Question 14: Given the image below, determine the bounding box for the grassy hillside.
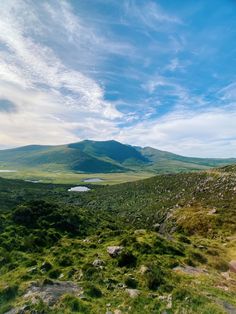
[0,140,235,175]
[0,168,236,313]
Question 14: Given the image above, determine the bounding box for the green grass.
[0,169,154,184]
[0,169,236,313]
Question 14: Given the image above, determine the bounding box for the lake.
[68,186,91,192]
[0,170,17,172]
[82,178,103,183]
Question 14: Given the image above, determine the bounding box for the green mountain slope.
[0,168,236,313]
[0,140,235,173]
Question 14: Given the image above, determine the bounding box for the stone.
[92,259,105,267]
[126,288,140,298]
[107,246,124,257]
[153,223,161,231]
[221,271,230,280]
[139,265,149,274]
[207,208,217,215]
[229,260,236,273]
[173,265,207,275]
[23,280,82,306]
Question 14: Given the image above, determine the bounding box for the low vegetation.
[0,167,236,313]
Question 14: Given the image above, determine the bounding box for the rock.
[229,260,236,273]
[114,310,122,314]
[139,265,149,274]
[4,306,30,314]
[107,246,124,258]
[221,271,231,280]
[23,280,82,306]
[166,294,172,309]
[92,259,105,267]
[207,208,217,215]
[126,288,140,298]
[153,223,161,231]
[173,265,207,275]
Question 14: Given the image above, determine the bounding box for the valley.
[0,166,236,313]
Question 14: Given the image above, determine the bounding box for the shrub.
[0,285,18,303]
[125,277,138,288]
[117,251,137,268]
[146,267,165,290]
[189,251,207,264]
[62,295,90,312]
[85,284,102,298]
[48,268,61,279]
[58,255,73,267]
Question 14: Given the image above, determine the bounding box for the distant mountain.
[0,140,235,173]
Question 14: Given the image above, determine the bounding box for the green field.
[0,169,154,185]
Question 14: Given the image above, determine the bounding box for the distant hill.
[0,139,235,173]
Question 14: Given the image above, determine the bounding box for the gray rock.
[23,280,82,306]
[126,288,140,298]
[173,265,207,275]
[107,246,124,257]
[229,260,236,273]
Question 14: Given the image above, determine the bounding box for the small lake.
[0,170,17,172]
[25,180,42,183]
[82,178,103,183]
[68,186,91,192]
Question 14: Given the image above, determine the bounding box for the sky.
[0,0,236,157]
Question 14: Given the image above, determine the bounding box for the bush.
[85,284,102,298]
[125,277,138,288]
[62,295,90,312]
[117,251,137,268]
[58,255,73,267]
[146,267,165,290]
[48,268,61,279]
[0,285,18,303]
[189,251,207,264]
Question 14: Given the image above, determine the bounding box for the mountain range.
[0,140,235,173]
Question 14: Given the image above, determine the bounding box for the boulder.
[23,280,82,306]
[107,246,124,258]
[126,288,140,298]
[139,265,149,274]
[229,260,236,273]
[173,265,207,275]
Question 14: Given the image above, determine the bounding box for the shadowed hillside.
[0,140,235,174]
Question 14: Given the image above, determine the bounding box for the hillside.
[0,140,235,174]
[0,168,236,313]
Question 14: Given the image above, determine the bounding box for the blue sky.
[0,0,236,157]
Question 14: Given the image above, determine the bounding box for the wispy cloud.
[0,0,126,147]
[124,0,182,30]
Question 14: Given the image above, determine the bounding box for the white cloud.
[0,0,125,147]
[115,107,236,158]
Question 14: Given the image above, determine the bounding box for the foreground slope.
[0,167,236,313]
[0,140,235,174]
